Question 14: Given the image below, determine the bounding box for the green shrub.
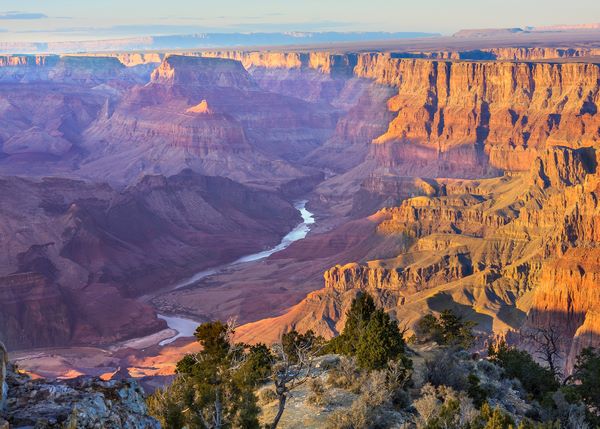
[326,292,411,371]
[326,356,362,391]
[467,373,490,409]
[306,378,329,408]
[488,341,559,401]
[470,403,515,429]
[424,348,469,391]
[569,347,600,425]
[416,310,476,348]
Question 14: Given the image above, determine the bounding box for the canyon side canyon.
[0,37,599,378]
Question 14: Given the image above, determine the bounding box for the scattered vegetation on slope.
[148,293,600,429]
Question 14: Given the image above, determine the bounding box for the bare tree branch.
[520,325,563,378]
[268,332,323,429]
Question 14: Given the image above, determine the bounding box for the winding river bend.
[158,200,315,346]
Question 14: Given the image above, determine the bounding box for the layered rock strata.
[237,146,600,369]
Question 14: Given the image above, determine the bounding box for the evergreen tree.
[151,321,266,429]
[570,347,600,424]
[328,292,376,355]
[355,309,406,370]
[416,309,476,348]
[488,341,559,401]
[326,292,410,371]
[281,330,321,364]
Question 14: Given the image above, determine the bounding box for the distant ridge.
[534,22,600,31]
[453,28,525,38]
[0,31,440,54]
[453,22,600,38]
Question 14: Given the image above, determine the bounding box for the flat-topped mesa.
[150,55,257,90]
[0,54,144,84]
[388,47,600,61]
[481,47,600,61]
[200,51,359,76]
[453,28,526,38]
[90,46,600,69]
[50,56,129,84]
[324,249,474,294]
[0,54,59,67]
[94,52,164,67]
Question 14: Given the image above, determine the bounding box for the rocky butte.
[0,42,598,386]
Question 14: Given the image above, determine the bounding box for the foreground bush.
[416,310,476,348]
[488,341,559,401]
[148,321,270,429]
[327,292,411,371]
[569,347,600,425]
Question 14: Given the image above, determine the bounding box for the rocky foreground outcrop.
[2,363,159,429]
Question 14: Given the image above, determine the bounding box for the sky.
[0,0,599,42]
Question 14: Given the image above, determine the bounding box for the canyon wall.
[388,47,600,61]
[201,51,600,172]
[354,55,600,173]
[79,55,341,185]
[195,50,600,218]
[1,48,599,367]
[0,171,300,349]
[3,50,598,182]
[237,146,600,370]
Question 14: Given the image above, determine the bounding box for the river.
[158,200,315,346]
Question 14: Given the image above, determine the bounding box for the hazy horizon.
[0,0,599,43]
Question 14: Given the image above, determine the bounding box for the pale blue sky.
[1,0,599,41]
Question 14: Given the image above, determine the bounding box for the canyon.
[0,37,599,378]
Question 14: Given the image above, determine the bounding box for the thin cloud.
[15,20,357,37]
[0,11,48,20]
